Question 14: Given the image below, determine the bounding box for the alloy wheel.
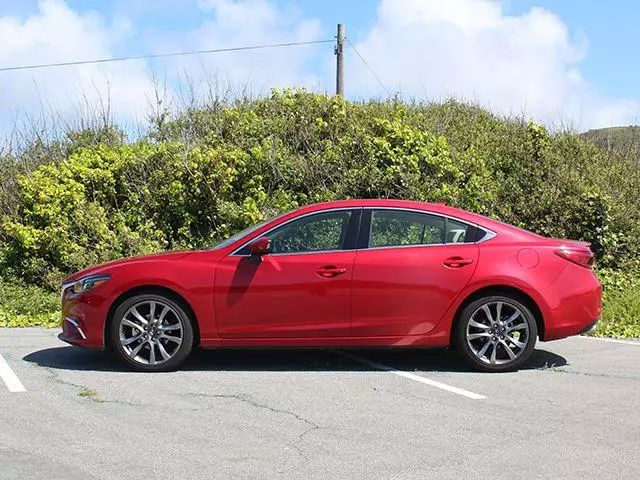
[118,300,184,366]
[465,300,530,365]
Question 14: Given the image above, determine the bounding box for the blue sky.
[509,0,639,99]
[1,0,638,135]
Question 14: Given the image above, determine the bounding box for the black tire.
[455,294,537,373]
[110,293,194,372]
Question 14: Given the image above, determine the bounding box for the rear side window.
[369,210,445,247]
[367,209,480,248]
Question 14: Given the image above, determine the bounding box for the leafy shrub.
[0,277,59,328]
[0,90,638,336]
[595,269,640,338]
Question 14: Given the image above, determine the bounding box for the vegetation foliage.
[0,90,638,336]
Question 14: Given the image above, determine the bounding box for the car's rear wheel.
[110,293,194,372]
[455,295,537,372]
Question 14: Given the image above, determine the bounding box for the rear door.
[350,208,479,337]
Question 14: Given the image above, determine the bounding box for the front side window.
[369,210,445,248]
[267,210,353,254]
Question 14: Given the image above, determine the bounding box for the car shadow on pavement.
[23,346,567,374]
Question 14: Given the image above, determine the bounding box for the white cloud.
[147,0,326,106]
[192,0,323,88]
[0,0,153,137]
[0,0,328,140]
[347,0,640,129]
[1,0,638,137]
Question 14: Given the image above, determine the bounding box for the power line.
[0,39,334,73]
[346,37,390,96]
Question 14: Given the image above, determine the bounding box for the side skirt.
[199,331,449,349]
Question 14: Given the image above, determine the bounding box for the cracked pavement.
[1,328,639,479]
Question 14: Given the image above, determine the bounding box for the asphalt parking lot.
[0,328,639,480]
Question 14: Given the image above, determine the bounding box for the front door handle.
[443,256,474,268]
[316,265,348,278]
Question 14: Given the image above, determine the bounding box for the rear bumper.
[580,321,598,335]
[541,267,602,341]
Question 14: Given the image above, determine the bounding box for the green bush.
[0,278,59,328]
[0,90,638,336]
[594,269,640,338]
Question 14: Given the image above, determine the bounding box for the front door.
[350,209,479,337]
[214,209,359,338]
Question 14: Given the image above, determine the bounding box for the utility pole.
[335,24,345,96]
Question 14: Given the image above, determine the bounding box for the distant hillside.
[582,126,640,155]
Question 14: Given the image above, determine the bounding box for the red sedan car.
[60,199,601,372]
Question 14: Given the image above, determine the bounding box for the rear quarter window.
[446,218,478,244]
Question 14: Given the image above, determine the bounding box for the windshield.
[209,211,291,250]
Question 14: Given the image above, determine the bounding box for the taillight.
[554,248,594,268]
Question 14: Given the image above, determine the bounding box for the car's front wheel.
[110,293,194,372]
[455,295,537,372]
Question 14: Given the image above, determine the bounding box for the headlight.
[72,274,112,294]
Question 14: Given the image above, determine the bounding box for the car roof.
[296,199,484,224]
[294,199,540,241]
[298,199,456,214]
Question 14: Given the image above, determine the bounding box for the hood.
[62,250,192,284]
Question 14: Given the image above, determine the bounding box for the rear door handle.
[316,265,348,278]
[443,256,474,268]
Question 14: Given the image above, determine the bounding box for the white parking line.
[334,351,486,400]
[0,353,26,392]
[579,336,640,346]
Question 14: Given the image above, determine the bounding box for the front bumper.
[58,317,87,345]
[60,287,109,349]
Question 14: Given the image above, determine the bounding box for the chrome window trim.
[261,248,356,257]
[363,207,497,250]
[230,207,359,257]
[359,242,449,252]
[476,229,497,243]
[229,205,496,257]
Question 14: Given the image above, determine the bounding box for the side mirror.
[249,236,271,256]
